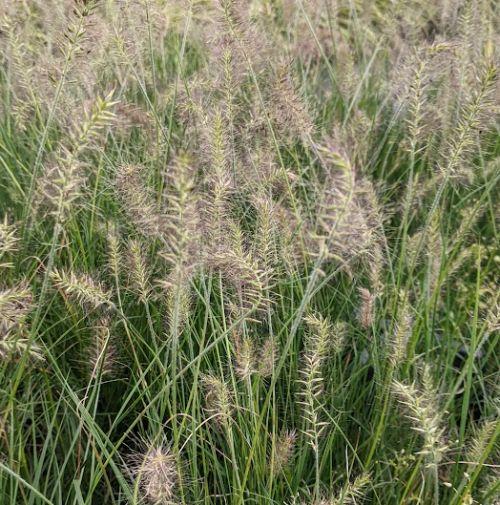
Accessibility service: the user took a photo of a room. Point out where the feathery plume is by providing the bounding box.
[210,246,269,320]
[439,62,497,182]
[392,365,448,467]
[298,314,331,456]
[50,269,114,311]
[201,373,233,426]
[232,331,257,380]
[0,217,19,269]
[0,282,33,334]
[269,62,314,142]
[327,472,371,505]
[426,213,444,295]
[272,429,297,475]
[465,420,498,471]
[0,282,42,362]
[257,335,279,378]
[115,164,164,239]
[87,316,118,379]
[35,91,117,222]
[0,334,44,363]
[252,194,281,285]
[160,154,201,278]
[405,56,431,153]
[164,281,191,342]
[127,239,152,304]
[390,292,413,367]
[199,109,234,253]
[357,288,375,330]
[158,155,201,341]
[106,223,121,281]
[129,445,180,505]
[311,144,378,268]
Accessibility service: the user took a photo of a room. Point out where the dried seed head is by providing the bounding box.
[127,239,151,303]
[0,217,19,269]
[130,445,179,504]
[232,331,256,380]
[465,420,497,473]
[164,280,191,341]
[160,154,201,278]
[88,316,118,379]
[367,243,384,296]
[106,222,121,281]
[50,269,114,311]
[390,292,413,366]
[304,313,346,356]
[303,313,332,359]
[35,157,85,221]
[0,282,42,362]
[425,213,444,295]
[358,288,375,330]
[273,429,296,474]
[252,194,280,279]
[310,144,378,267]
[0,335,44,363]
[114,102,153,136]
[201,373,233,426]
[257,335,278,378]
[269,62,314,142]
[0,282,33,332]
[439,62,497,182]
[298,313,332,451]
[392,364,448,466]
[208,247,269,320]
[327,472,372,505]
[115,164,164,239]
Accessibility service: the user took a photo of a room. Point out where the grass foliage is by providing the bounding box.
[0,0,499,503]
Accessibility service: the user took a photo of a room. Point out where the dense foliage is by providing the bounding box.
[0,1,498,504]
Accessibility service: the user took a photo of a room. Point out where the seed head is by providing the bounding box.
[0,217,19,269]
[50,269,114,311]
[130,446,179,504]
[232,331,256,380]
[201,373,233,426]
[358,288,375,330]
[88,316,118,379]
[273,429,296,474]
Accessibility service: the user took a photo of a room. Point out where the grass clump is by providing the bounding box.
[0,0,498,504]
